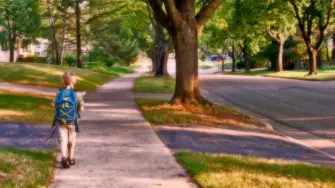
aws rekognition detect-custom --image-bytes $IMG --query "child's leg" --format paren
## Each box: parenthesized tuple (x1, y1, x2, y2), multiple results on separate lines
(58, 125, 69, 158)
(67, 125, 77, 160)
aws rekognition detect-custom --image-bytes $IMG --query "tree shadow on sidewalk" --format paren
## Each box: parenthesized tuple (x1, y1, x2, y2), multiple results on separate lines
(155, 126, 335, 166)
(0, 121, 57, 149)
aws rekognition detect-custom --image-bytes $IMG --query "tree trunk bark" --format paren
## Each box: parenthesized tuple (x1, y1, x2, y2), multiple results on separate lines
(325, 39, 330, 61)
(332, 34, 335, 60)
(307, 47, 318, 75)
(154, 24, 169, 77)
(221, 48, 225, 72)
(242, 40, 250, 73)
(155, 41, 169, 77)
(231, 45, 236, 72)
(317, 50, 322, 68)
(9, 31, 16, 62)
(170, 20, 199, 105)
(75, 0, 83, 68)
(277, 40, 284, 72)
(47, 0, 60, 65)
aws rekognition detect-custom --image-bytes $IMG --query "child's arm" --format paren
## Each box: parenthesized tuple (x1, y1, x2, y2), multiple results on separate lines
(52, 96, 56, 107)
(77, 92, 85, 111)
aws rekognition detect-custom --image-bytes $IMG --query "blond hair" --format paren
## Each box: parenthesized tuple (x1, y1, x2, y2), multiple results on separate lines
(62, 71, 77, 86)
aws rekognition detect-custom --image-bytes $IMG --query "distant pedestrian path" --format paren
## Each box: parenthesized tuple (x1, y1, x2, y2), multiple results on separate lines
(0, 82, 57, 96)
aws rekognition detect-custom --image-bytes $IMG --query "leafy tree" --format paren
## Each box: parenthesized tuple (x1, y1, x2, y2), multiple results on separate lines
(148, 0, 223, 105)
(146, 1, 170, 77)
(0, 0, 41, 62)
(200, 1, 242, 72)
(229, 0, 268, 72)
(75, 0, 83, 68)
(288, 0, 334, 75)
(88, 1, 142, 65)
(261, 0, 296, 72)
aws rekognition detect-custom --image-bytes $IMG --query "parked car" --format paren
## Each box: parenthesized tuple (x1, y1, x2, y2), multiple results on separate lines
(208, 54, 223, 62)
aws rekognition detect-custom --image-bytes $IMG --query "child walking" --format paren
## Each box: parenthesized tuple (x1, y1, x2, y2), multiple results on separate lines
(53, 71, 84, 168)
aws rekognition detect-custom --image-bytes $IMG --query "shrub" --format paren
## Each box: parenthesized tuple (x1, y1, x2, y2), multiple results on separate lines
(200, 52, 207, 61)
(321, 63, 335, 70)
(236, 61, 245, 69)
(16, 55, 25, 62)
(36, 57, 47, 64)
(16, 53, 37, 63)
(63, 55, 77, 67)
(105, 56, 119, 67)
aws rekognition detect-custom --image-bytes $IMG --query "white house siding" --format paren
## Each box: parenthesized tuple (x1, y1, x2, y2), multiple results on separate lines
(0, 50, 19, 62)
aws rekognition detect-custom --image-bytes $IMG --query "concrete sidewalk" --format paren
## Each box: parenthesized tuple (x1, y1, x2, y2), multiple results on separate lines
(51, 74, 196, 188)
(0, 82, 57, 96)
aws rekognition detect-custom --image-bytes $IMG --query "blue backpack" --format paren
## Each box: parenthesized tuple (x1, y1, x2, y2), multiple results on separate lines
(54, 88, 78, 125)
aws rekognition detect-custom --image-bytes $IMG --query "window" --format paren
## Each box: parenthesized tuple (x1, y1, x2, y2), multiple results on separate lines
(1, 42, 8, 51)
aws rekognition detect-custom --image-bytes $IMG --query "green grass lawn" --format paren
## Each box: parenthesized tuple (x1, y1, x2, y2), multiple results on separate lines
(92, 66, 134, 75)
(176, 151, 335, 188)
(106, 66, 134, 74)
(0, 62, 117, 91)
(0, 91, 53, 123)
(224, 69, 275, 76)
(265, 70, 335, 81)
(200, 65, 213, 70)
(0, 148, 55, 188)
(136, 98, 263, 127)
(226, 69, 335, 81)
(133, 75, 175, 93)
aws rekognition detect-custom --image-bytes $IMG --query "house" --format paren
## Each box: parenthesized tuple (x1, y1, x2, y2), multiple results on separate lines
(0, 37, 49, 62)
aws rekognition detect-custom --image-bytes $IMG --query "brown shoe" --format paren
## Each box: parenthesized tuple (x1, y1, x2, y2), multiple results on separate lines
(68, 157, 76, 165)
(61, 157, 70, 168)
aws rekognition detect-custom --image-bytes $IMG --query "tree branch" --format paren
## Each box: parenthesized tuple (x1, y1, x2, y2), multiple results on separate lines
(163, 0, 182, 26)
(288, 0, 308, 42)
(148, 0, 170, 29)
(196, 0, 223, 33)
(315, 2, 333, 50)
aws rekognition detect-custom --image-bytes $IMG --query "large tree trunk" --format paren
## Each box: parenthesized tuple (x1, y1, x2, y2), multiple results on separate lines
(154, 24, 169, 77)
(155, 42, 169, 77)
(231, 45, 236, 72)
(47, 0, 60, 65)
(317, 50, 322, 68)
(277, 40, 284, 72)
(170, 19, 199, 105)
(242, 40, 250, 73)
(75, 0, 83, 68)
(332, 34, 335, 60)
(307, 47, 318, 75)
(9, 31, 16, 62)
(325, 39, 330, 61)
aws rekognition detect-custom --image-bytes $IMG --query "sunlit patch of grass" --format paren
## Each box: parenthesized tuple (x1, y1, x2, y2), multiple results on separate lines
(200, 65, 213, 70)
(176, 151, 335, 188)
(0, 92, 54, 123)
(136, 98, 263, 127)
(105, 66, 134, 74)
(133, 74, 175, 93)
(224, 70, 275, 76)
(0, 148, 55, 188)
(0, 62, 117, 91)
(266, 70, 335, 81)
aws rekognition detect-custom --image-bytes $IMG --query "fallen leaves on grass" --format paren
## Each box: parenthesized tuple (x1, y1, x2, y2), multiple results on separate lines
(137, 98, 264, 127)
